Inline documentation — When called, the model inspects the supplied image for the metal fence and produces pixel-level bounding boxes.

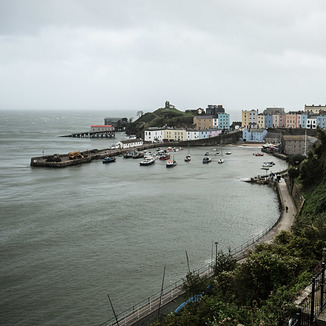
[290,262,326,326]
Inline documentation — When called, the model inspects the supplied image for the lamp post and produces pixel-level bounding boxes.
[215,241,218,272]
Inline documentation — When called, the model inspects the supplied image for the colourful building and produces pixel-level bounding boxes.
[217,113,230,130]
[193,116,215,130]
[164,128,187,141]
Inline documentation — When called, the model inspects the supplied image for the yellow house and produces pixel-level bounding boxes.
[257,114,265,129]
[242,109,258,129]
[242,110,250,128]
[164,129,186,141]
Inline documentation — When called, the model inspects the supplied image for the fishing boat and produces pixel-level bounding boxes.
[103,156,116,163]
[225,151,232,155]
[203,156,212,163]
[139,157,155,166]
[159,153,170,160]
[184,155,191,162]
[254,153,264,156]
[166,159,177,168]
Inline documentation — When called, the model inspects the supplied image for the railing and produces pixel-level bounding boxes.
[290,262,326,326]
[99,218,282,326]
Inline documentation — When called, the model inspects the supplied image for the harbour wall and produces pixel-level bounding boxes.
[30,132,242,168]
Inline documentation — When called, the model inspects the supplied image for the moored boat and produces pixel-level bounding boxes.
[166,159,177,167]
[262,161,275,167]
[218,158,224,164]
[132,151,144,159]
[139,157,155,166]
[103,156,116,163]
[123,151,134,158]
[203,157,212,163]
[184,155,191,162]
[159,153,170,160]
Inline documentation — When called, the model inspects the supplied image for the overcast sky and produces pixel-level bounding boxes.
[1,0,325,120]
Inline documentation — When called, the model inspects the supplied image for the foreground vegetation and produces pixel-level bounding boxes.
[152,129,326,325]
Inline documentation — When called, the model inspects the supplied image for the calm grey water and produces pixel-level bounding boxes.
[0,110,288,326]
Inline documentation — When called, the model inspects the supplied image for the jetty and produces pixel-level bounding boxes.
[60,130,115,138]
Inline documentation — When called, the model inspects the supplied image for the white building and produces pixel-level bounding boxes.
[186,129,199,141]
[144,128,164,143]
[116,138,144,149]
[306,118,317,129]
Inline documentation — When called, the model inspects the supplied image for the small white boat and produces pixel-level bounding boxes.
[139,157,155,166]
[262,161,275,167]
[225,151,232,155]
[218,158,224,164]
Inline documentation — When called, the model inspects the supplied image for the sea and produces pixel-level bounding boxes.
[0,110,288,326]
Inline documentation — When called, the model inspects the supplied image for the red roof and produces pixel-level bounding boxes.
[91,125,113,128]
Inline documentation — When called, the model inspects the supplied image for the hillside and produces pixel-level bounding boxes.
[125,108,196,137]
[152,128,326,326]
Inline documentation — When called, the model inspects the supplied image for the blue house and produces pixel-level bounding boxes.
[265,115,273,128]
[217,113,230,130]
[199,130,210,139]
[317,116,326,129]
[243,128,268,142]
[300,113,308,128]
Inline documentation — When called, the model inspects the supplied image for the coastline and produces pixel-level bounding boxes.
[107,174,298,326]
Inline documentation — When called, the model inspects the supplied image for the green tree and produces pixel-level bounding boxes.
[213,248,237,276]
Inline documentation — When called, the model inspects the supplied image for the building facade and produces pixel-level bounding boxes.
[117,138,144,149]
[193,116,215,130]
[144,128,164,142]
[281,135,316,155]
[242,109,258,129]
[164,128,187,142]
[218,113,230,130]
[305,104,326,114]
[242,128,267,142]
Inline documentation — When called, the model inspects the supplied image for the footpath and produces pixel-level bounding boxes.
[106,178,297,326]
[234,177,297,263]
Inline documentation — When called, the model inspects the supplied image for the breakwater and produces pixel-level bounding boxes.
[30,143,166,168]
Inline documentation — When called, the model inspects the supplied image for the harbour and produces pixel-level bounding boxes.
[0,111,288,326]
